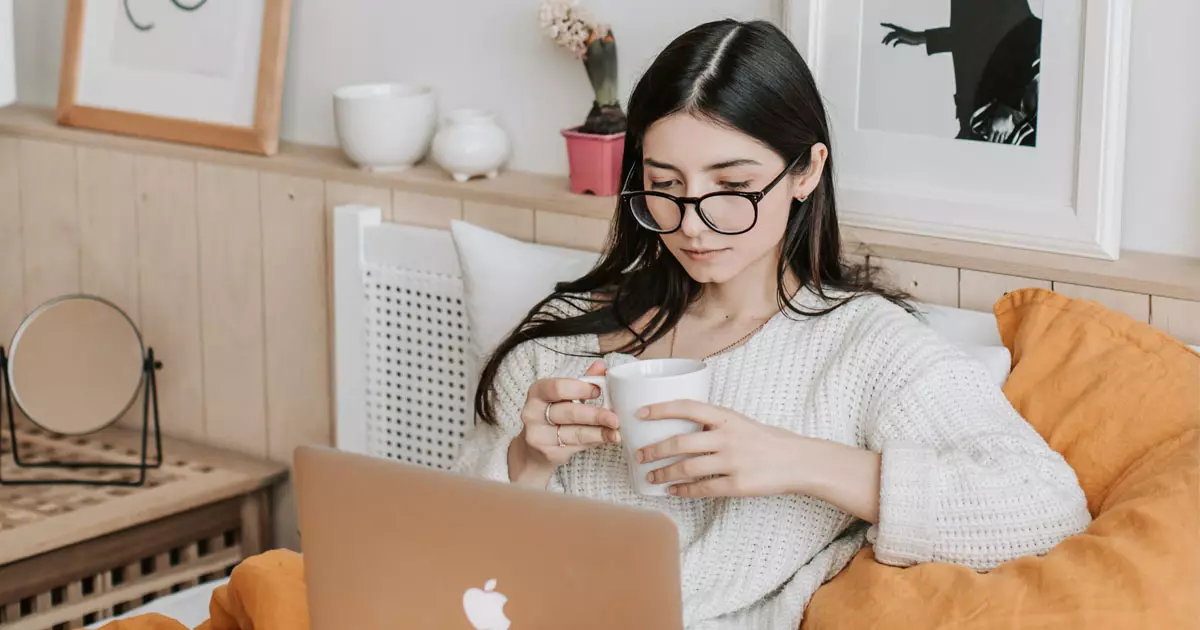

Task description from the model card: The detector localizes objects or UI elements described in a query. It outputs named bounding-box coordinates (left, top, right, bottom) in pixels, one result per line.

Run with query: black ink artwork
left=124, top=0, right=209, bottom=32
left=880, top=0, right=1041, bottom=146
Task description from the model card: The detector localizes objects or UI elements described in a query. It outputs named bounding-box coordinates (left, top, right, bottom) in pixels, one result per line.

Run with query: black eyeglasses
left=619, top=155, right=804, bottom=235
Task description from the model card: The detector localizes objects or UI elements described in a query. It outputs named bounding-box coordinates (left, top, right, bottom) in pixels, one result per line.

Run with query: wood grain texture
left=959, top=269, right=1052, bottom=312
left=1150, top=297, right=1200, bottom=346
left=392, top=190, right=463, bottom=228
left=77, top=146, right=140, bottom=324
left=1053, top=282, right=1151, bottom=322
left=260, top=173, right=331, bottom=465
left=196, top=163, right=268, bottom=457
left=19, top=139, right=80, bottom=311
left=534, top=211, right=609, bottom=252
left=463, top=201, right=534, bottom=240
left=134, top=155, right=205, bottom=442
left=0, top=137, right=23, bottom=343
left=869, top=257, right=960, bottom=307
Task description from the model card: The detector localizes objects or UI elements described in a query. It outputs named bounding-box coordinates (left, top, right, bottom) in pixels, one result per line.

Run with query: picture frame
left=784, top=0, right=1132, bottom=259
left=56, top=0, right=291, bottom=156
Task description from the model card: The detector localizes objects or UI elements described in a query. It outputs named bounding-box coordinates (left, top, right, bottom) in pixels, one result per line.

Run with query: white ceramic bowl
left=333, top=83, right=436, bottom=172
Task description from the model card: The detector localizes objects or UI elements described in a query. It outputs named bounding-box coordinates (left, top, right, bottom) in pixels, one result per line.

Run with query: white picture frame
left=784, top=0, right=1131, bottom=259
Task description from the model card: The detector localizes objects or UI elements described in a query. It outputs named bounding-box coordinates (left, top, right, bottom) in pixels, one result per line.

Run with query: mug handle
left=575, top=375, right=610, bottom=409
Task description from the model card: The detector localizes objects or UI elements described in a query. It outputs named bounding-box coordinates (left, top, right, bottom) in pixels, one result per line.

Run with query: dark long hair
left=475, top=19, right=909, bottom=425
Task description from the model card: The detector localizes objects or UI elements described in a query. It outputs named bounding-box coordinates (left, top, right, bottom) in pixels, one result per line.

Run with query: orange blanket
left=100, top=549, right=309, bottom=630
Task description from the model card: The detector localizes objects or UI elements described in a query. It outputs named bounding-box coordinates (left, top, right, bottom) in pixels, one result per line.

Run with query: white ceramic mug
left=579, top=358, right=711, bottom=496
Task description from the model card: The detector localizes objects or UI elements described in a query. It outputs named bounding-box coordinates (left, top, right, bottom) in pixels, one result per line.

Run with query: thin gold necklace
left=669, top=315, right=773, bottom=360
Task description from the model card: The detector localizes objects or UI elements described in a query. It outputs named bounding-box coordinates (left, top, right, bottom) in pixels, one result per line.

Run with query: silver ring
left=556, top=425, right=566, bottom=448
left=544, top=401, right=557, bottom=426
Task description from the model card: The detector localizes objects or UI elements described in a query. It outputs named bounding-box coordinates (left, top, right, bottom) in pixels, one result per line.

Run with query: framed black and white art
left=785, top=0, right=1131, bottom=259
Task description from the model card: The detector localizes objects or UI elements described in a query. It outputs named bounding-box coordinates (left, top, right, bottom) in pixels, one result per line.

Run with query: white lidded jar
left=431, top=109, right=511, bottom=182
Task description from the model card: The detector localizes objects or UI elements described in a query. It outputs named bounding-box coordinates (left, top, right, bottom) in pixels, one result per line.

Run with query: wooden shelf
left=1, top=104, right=1196, bottom=300
left=0, top=105, right=615, bottom=219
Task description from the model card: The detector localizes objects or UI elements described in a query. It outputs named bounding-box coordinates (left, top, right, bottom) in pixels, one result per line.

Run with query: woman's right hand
left=509, top=360, right=621, bottom=485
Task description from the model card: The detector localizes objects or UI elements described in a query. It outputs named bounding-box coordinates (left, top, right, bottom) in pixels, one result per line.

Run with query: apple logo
left=462, top=578, right=511, bottom=630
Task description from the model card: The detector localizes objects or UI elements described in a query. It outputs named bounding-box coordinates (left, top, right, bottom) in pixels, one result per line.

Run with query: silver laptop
left=294, top=445, right=683, bottom=629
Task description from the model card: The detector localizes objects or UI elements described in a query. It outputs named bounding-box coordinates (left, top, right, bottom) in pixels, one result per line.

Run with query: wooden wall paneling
left=77, top=146, right=143, bottom=428
left=134, top=155, right=206, bottom=442
left=261, top=173, right=331, bottom=462
left=869, top=257, right=960, bottom=307
left=19, top=139, right=80, bottom=311
left=959, top=269, right=1052, bottom=312
left=196, top=163, right=268, bottom=457
left=392, top=191, right=463, bottom=229
left=260, top=173, right=329, bottom=551
left=0, top=137, right=23, bottom=343
left=533, top=211, right=609, bottom=252
left=1150, top=297, right=1200, bottom=346
left=1052, top=282, right=1151, bottom=323
left=463, top=201, right=534, bottom=241
left=77, top=147, right=140, bottom=322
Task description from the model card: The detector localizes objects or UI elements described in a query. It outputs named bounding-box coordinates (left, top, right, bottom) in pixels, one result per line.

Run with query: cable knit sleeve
left=451, top=338, right=569, bottom=492
left=863, top=315, right=1091, bottom=571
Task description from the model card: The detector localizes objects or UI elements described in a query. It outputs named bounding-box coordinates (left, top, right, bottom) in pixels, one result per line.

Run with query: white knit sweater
left=453, top=289, right=1092, bottom=629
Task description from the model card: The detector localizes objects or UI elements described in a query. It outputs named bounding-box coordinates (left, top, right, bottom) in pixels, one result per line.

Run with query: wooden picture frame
left=56, top=0, right=291, bottom=156
left=784, top=0, right=1132, bottom=260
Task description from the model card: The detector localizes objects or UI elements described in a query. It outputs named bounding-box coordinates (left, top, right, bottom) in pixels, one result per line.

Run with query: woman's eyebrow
left=643, top=157, right=762, bottom=171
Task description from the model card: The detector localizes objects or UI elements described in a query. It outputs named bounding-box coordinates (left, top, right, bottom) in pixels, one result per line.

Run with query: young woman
left=454, top=19, right=1090, bottom=629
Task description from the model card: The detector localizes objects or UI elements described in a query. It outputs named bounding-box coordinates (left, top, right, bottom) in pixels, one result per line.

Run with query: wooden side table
left=0, top=424, right=287, bottom=630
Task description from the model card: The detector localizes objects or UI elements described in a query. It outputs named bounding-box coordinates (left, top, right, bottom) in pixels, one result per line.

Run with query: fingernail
left=611, top=431, right=621, bottom=444
left=637, top=407, right=648, bottom=418
left=669, top=486, right=678, bottom=496
left=635, top=449, right=645, bottom=463
left=592, top=385, right=602, bottom=397
left=646, top=471, right=656, bottom=483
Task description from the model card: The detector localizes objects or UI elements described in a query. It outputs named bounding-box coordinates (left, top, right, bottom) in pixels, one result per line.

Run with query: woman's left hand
left=635, top=400, right=813, bottom=499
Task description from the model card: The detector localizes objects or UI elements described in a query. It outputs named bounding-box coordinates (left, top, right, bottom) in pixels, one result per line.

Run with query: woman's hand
left=509, top=360, right=621, bottom=487
left=635, top=400, right=882, bottom=522
left=634, top=400, right=807, bottom=498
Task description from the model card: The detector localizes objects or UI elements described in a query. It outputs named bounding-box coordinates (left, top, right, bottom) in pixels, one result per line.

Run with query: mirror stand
left=0, top=346, right=164, bottom=487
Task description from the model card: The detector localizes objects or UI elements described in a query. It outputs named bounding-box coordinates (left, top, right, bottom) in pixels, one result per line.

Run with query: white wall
left=11, top=0, right=1198, bottom=258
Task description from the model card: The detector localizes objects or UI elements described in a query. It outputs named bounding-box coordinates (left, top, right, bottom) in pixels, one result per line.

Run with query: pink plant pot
left=561, top=128, right=625, bottom=196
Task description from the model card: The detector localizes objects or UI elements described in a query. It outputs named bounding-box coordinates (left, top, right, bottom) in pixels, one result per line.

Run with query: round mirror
left=7, top=295, right=145, bottom=435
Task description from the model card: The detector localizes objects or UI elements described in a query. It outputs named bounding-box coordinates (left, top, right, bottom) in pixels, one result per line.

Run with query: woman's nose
left=678, top=201, right=708, bottom=238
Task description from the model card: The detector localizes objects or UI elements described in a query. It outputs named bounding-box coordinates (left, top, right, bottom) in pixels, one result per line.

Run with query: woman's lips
left=681, top=247, right=729, bottom=261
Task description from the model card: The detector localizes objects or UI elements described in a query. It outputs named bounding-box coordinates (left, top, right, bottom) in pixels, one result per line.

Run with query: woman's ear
left=792, top=142, right=828, bottom=201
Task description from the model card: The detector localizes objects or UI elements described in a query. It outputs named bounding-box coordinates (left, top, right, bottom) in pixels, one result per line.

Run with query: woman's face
left=639, top=112, right=823, bottom=285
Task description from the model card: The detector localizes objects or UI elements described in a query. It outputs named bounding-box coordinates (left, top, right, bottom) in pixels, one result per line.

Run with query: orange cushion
left=801, top=288, right=1200, bottom=630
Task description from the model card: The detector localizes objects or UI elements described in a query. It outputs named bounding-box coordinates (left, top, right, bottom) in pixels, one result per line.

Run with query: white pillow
left=919, top=304, right=1011, bottom=387
left=449, top=220, right=600, bottom=362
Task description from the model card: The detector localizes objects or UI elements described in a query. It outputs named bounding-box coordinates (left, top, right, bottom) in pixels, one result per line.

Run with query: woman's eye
left=721, top=180, right=751, bottom=191
left=649, top=180, right=679, bottom=190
